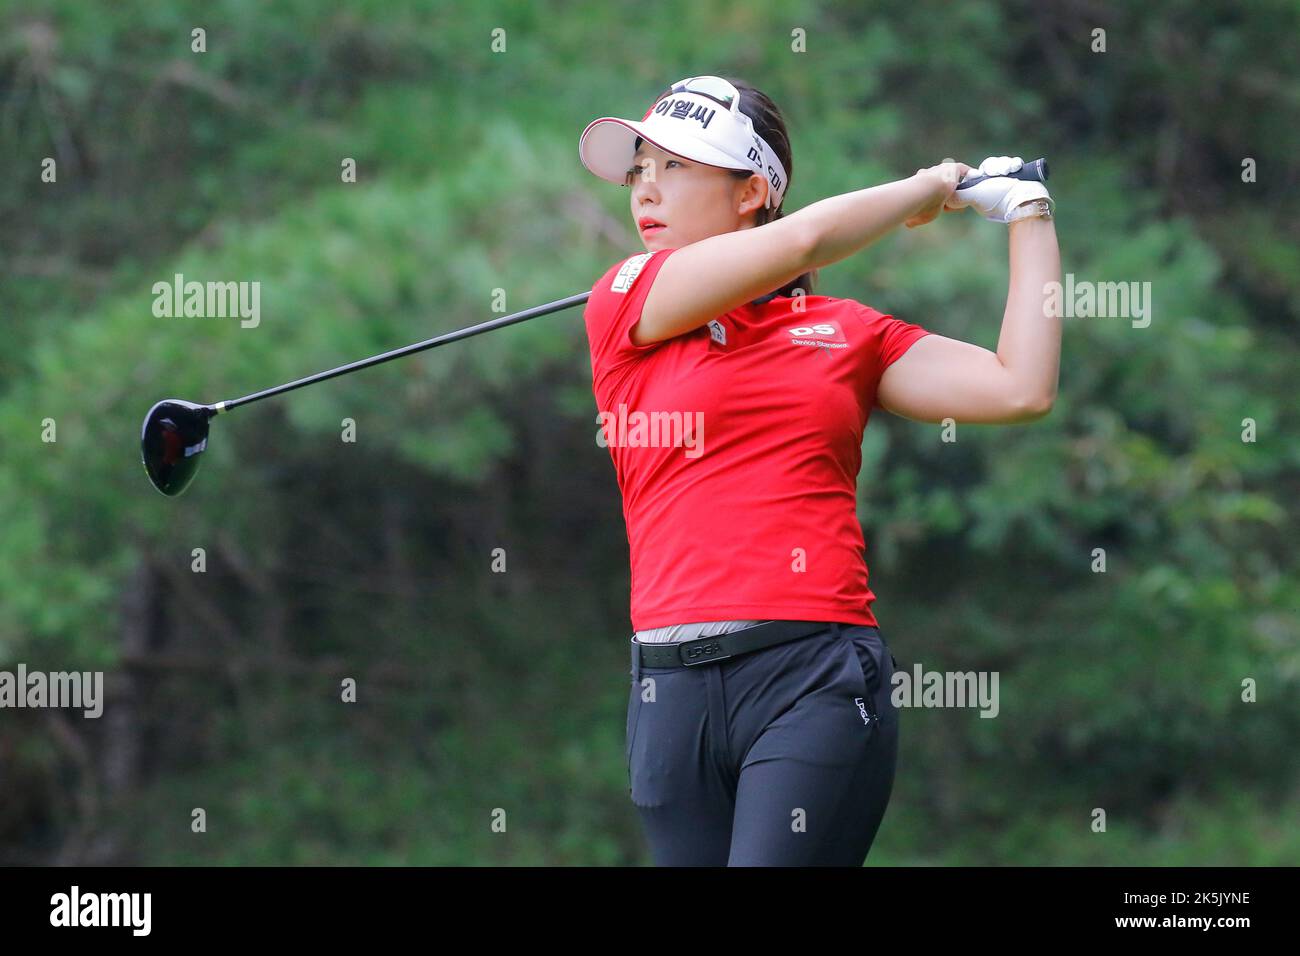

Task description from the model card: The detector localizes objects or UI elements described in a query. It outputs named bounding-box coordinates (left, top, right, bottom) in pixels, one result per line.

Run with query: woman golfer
left=578, top=75, right=1059, bottom=866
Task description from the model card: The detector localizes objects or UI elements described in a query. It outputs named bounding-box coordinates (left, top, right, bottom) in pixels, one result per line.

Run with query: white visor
left=578, top=77, right=789, bottom=210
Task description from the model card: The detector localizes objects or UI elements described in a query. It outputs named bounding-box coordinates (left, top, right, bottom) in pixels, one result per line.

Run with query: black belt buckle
left=677, top=634, right=733, bottom=666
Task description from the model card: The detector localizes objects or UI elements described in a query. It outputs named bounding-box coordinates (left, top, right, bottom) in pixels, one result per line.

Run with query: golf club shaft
left=214, top=290, right=592, bottom=414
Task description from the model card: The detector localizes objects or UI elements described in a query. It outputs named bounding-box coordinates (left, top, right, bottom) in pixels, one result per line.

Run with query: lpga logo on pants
left=596, top=403, right=705, bottom=459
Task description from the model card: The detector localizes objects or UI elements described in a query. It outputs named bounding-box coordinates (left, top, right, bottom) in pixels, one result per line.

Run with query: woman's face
left=628, top=141, right=769, bottom=251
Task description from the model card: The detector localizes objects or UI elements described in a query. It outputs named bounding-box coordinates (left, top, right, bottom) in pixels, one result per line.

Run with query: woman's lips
left=641, top=223, right=666, bottom=235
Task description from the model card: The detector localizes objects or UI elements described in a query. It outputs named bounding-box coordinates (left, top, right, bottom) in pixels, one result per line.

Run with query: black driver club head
left=140, top=399, right=215, bottom=497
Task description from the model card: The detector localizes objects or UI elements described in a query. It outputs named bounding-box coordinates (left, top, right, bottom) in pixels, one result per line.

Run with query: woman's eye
left=626, top=160, right=681, bottom=180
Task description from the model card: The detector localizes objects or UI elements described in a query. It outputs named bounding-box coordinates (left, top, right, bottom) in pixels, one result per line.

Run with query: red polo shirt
left=584, top=247, right=931, bottom=631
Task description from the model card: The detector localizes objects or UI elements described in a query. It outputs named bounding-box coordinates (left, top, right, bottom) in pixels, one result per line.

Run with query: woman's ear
left=736, top=173, right=769, bottom=217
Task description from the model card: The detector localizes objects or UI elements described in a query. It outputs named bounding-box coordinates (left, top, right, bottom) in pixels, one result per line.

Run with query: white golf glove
left=950, top=156, right=1053, bottom=224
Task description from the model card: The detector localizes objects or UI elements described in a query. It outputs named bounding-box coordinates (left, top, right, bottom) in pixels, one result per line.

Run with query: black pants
left=626, top=622, right=899, bottom=866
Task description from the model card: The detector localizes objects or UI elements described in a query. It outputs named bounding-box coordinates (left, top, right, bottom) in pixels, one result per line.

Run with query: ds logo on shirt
left=787, top=322, right=848, bottom=349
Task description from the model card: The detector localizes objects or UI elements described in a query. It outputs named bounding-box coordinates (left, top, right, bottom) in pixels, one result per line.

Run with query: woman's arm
left=876, top=213, right=1062, bottom=424
left=637, top=166, right=965, bottom=345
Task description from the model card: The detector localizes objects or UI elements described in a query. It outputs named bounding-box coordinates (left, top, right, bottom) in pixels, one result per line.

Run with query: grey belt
left=631, top=619, right=856, bottom=669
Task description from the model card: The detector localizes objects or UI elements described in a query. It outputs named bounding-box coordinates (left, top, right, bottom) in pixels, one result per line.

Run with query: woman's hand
left=904, top=160, right=974, bottom=228
left=950, top=156, right=1054, bottom=224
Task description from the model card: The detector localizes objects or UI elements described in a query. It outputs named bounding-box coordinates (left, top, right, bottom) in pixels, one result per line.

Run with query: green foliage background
left=1, top=0, right=1297, bottom=864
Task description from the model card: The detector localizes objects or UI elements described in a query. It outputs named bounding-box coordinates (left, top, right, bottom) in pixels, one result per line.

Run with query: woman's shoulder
left=749, top=292, right=887, bottom=320
left=590, top=248, right=675, bottom=295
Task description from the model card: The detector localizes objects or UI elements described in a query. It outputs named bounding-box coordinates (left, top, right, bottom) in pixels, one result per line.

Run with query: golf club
left=140, top=290, right=592, bottom=497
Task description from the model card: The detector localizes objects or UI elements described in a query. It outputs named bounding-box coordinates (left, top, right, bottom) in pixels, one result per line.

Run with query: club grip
left=956, top=157, right=1049, bottom=190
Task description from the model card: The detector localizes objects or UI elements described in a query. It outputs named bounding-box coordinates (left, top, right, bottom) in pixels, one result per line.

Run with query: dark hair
left=635, top=76, right=816, bottom=301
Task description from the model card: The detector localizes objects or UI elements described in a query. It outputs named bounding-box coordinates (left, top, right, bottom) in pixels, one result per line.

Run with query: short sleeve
left=852, top=303, right=931, bottom=372
left=851, top=303, right=932, bottom=410
left=877, top=313, right=931, bottom=371
left=584, top=248, right=678, bottom=380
